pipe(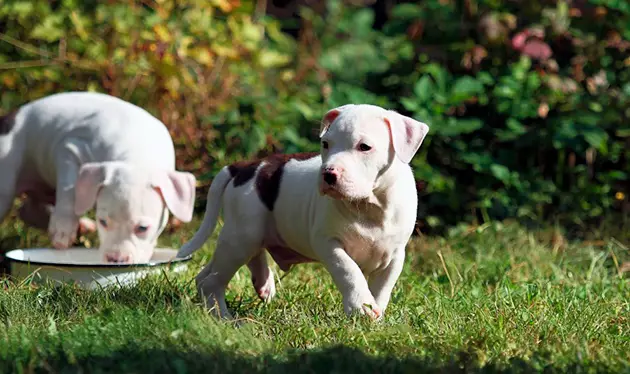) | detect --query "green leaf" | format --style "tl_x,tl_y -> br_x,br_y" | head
421,63 -> 449,94
291,101 -> 315,120
281,127 -> 305,147
496,119 -> 527,141
436,118 -> 483,136
490,164 -> 511,184
477,71 -> 495,85
606,171 -> 628,180
507,118 -> 527,134
391,4 -> 424,19
400,97 -> 419,112
414,76 -> 434,103
257,50 -> 292,68
30,14 -> 65,42
351,9 -> 375,33
583,129 -> 608,150
450,76 -> 484,103
461,152 -> 492,171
